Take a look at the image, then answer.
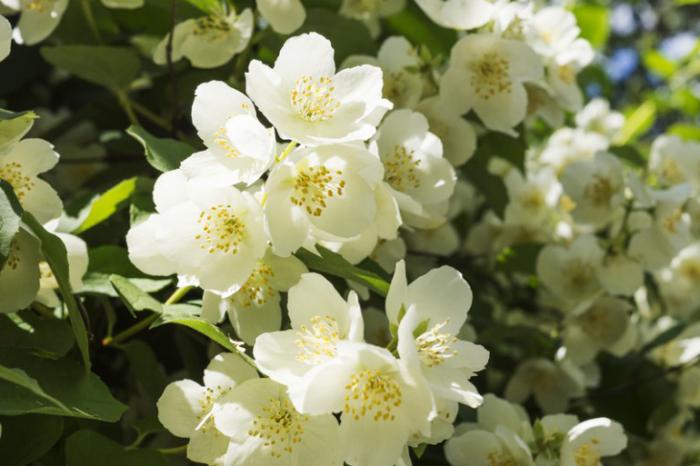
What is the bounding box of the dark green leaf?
[122,341,167,404]
[22,213,90,370]
[126,125,194,172]
[0,311,74,358]
[296,246,390,296]
[0,180,23,269]
[66,430,168,466]
[110,274,163,315]
[40,46,141,91]
[385,1,456,57]
[0,414,63,466]
[495,243,542,275]
[0,349,126,420]
[299,9,377,63]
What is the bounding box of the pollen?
[343,369,402,422]
[470,53,512,100]
[295,315,340,364]
[584,175,616,206]
[384,145,421,191]
[238,263,275,307]
[566,258,595,289]
[291,165,346,217]
[5,240,22,271]
[195,204,246,255]
[558,64,577,84]
[22,0,53,13]
[574,439,601,466]
[196,385,232,434]
[212,127,240,159]
[487,451,517,466]
[248,398,308,458]
[193,15,232,41]
[0,162,34,202]
[416,320,458,367]
[290,75,340,122]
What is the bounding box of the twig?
[165,0,178,135]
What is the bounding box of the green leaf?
[0,414,64,466]
[643,50,677,79]
[184,0,223,14]
[0,349,126,420]
[609,145,647,167]
[613,100,657,145]
[0,180,23,269]
[573,4,610,49]
[299,9,377,63]
[66,430,168,466]
[385,1,456,57]
[0,311,74,358]
[0,109,37,148]
[122,341,167,404]
[0,365,70,412]
[74,177,138,233]
[668,123,700,141]
[81,245,172,296]
[126,125,194,172]
[40,46,141,91]
[110,274,163,315]
[495,243,542,275]
[295,246,390,296]
[22,213,91,370]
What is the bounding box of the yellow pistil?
[248,398,308,458]
[584,175,615,206]
[470,53,512,100]
[193,15,232,41]
[295,315,340,364]
[237,263,276,307]
[290,76,340,122]
[384,145,421,191]
[343,369,402,421]
[290,165,345,217]
[212,127,240,159]
[0,162,34,202]
[487,451,517,466]
[574,438,601,466]
[416,320,458,367]
[195,204,246,255]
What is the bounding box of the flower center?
[0,162,34,202]
[212,127,240,159]
[249,398,308,458]
[662,208,684,234]
[567,258,595,289]
[291,165,346,217]
[384,145,421,191]
[558,64,576,84]
[237,263,275,307]
[295,315,340,365]
[584,175,616,206]
[194,15,232,41]
[5,240,22,271]
[196,385,232,434]
[470,53,512,100]
[487,451,517,466]
[21,0,54,12]
[290,75,340,122]
[660,158,684,184]
[416,320,458,367]
[574,439,601,466]
[344,369,402,421]
[195,204,246,255]
[679,260,700,282]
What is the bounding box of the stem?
[116,92,140,126]
[129,100,171,130]
[275,141,298,163]
[158,445,187,455]
[81,0,103,44]
[102,286,193,347]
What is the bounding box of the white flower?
[0,15,11,62]
[0,138,62,223]
[289,341,433,466]
[505,358,583,414]
[340,0,404,37]
[559,418,627,466]
[126,169,267,297]
[214,378,343,466]
[538,128,609,174]
[263,143,384,256]
[181,81,276,186]
[256,0,305,34]
[490,0,534,40]
[373,109,456,228]
[649,135,700,192]
[245,32,392,145]
[157,353,258,465]
[416,97,476,167]
[1,0,68,45]
[560,151,625,228]
[656,243,700,317]
[527,7,593,112]
[344,36,424,109]
[414,0,494,30]
[388,260,489,407]
[0,228,41,314]
[201,249,307,345]
[536,235,604,312]
[440,33,543,135]
[446,428,534,466]
[253,272,363,387]
[562,297,631,365]
[154,9,253,69]
[597,252,644,296]
[35,221,89,308]
[656,322,700,367]
[575,98,625,139]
